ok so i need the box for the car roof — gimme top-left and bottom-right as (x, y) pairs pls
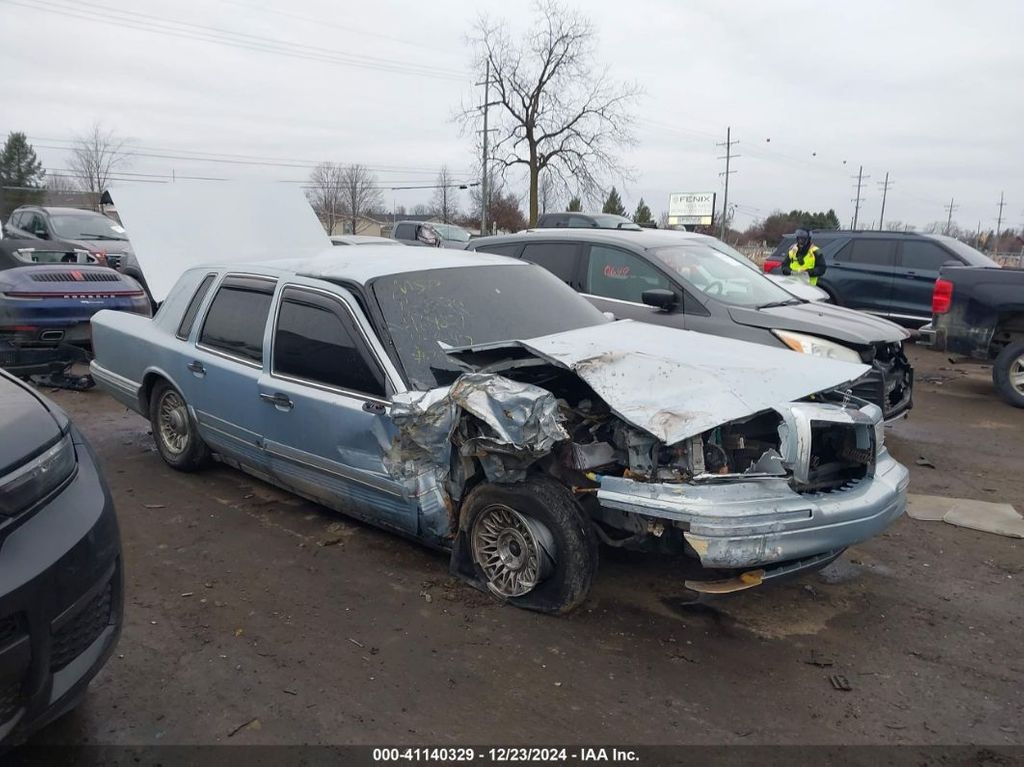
(194, 245), (520, 285)
(330, 235), (402, 245)
(471, 228), (710, 251)
(13, 206), (106, 215)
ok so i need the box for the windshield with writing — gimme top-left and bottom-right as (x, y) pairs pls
(372, 264), (606, 389)
(652, 244), (796, 307)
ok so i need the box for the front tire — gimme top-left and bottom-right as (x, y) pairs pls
(461, 476), (597, 614)
(149, 381), (211, 471)
(993, 340), (1024, 408)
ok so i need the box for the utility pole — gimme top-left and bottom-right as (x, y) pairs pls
(716, 127), (739, 240)
(877, 171), (892, 230)
(850, 165), (868, 230)
(944, 197), (958, 235)
(994, 191), (1006, 254)
(476, 60), (499, 235)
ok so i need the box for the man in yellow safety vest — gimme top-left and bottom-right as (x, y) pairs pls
(782, 229), (826, 286)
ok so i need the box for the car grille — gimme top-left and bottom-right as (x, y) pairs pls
(0, 679), (22, 727)
(30, 271), (122, 283)
(0, 614), (23, 647)
(50, 580), (114, 672)
(0, 613), (28, 727)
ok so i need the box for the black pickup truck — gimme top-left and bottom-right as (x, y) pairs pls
(922, 265), (1024, 407)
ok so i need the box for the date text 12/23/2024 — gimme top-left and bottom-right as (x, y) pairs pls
(373, 747), (641, 763)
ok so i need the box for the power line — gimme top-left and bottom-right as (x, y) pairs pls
(217, 0), (460, 58)
(29, 137), (473, 177)
(716, 127), (739, 239)
(850, 166), (868, 229)
(993, 191), (1007, 253)
(944, 197), (959, 235)
(877, 172), (893, 231)
(5, 0), (468, 81)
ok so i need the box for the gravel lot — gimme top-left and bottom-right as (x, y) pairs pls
(25, 343), (1024, 747)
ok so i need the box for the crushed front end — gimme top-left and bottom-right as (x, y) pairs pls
(565, 397), (908, 589)
(850, 341), (914, 421)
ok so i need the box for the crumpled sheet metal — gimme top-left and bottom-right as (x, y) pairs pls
(386, 373), (569, 484)
(447, 320), (869, 446)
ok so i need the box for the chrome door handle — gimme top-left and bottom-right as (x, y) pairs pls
(259, 392), (293, 410)
(187, 360), (205, 376)
(362, 401), (386, 414)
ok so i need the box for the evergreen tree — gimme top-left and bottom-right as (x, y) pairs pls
(632, 197), (653, 224)
(567, 196), (582, 212)
(602, 187), (625, 216)
(0, 132), (45, 215)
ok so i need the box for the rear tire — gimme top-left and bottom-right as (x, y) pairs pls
(461, 476), (598, 614)
(149, 380), (211, 471)
(993, 340), (1024, 408)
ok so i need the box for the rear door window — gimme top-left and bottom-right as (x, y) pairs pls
(568, 215), (595, 228)
(394, 223), (414, 239)
(176, 273), (217, 340)
(844, 239), (897, 266)
(585, 245), (671, 303)
(899, 241), (953, 271)
(520, 242), (580, 284)
(476, 243), (524, 258)
(199, 276), (276, 364)
(273, 287), (386, 397)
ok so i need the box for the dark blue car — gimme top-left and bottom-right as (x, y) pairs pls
(767, 231), (999, 327)
(0, 239), (151, 386)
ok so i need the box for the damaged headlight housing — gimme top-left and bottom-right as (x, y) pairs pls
(772, 330), (862, 364)
(0, 434), (77, 517)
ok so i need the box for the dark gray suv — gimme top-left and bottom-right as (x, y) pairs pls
(767, 230), (999, 327)
(468, 228), (914, 420)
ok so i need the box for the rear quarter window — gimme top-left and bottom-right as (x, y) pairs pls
(199, 277), (276, 363)
(176, 273), (217, 340)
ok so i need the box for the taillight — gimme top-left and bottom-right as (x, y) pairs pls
(932, 279), (953, 314)
(763, 259), (781, 272)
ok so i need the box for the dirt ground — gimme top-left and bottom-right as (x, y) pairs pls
(26, 343), (1024, 746)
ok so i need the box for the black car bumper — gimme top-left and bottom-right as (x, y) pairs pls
(0, 427), (123, 746)
(850, 344), (915, 421)
(0, 342), (91, 379)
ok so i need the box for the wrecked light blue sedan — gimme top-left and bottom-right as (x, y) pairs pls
(90, 248), (908, 613)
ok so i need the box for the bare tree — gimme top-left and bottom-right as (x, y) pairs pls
(430, 165), (460, 224)
(538, 169), (559, 214)
(340, 164), (383, 235)
(68, 123), (131, 200)
(461, 0), (638, 225)
(306, 162), (346, 233)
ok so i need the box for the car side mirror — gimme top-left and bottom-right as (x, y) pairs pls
(34, 228), (49, 239)
(642, 288), (678, 311)
(416, 225), (440, 247)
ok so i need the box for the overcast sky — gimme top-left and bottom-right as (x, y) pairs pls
(2, 0), (1022, 233)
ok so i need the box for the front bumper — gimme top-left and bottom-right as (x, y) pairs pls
(596, 449), (908, 571)
(0, 427), (123, 745)
(850, 354), (914, 422)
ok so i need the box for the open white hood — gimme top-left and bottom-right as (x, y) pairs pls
(106, 181), (331, 302)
